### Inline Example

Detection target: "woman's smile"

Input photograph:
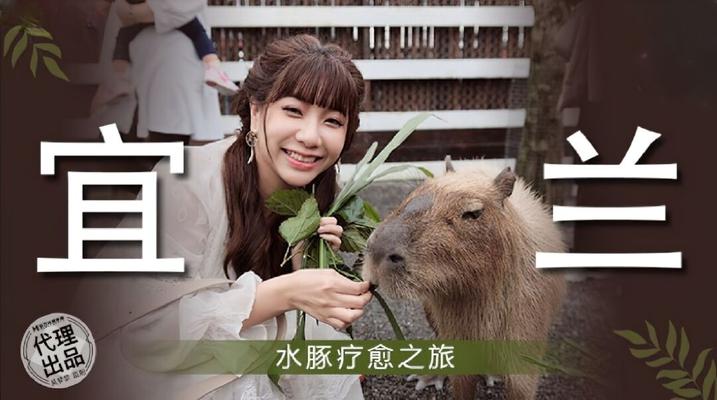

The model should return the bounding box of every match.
[282,148,324,170]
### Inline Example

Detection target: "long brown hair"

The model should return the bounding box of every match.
[223,34,365,280]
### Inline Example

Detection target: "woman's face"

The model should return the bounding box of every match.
[251,96,348,197]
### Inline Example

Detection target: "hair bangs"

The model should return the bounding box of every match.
[269,54,358,118]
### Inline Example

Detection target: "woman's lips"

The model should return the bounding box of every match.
[282,149,322,171]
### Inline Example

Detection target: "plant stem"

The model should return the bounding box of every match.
[373,290,405,340]
[319,239,327,269]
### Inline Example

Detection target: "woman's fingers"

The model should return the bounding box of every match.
[319,217,339,226]
[328,307,365,325]
[326,307,364,329]
[320,305,367,329]
[325,317,348,330]
[319,234,341,251]
[317,220,343,236]
[333,291,373,309]
[317,217,343,251]
[333,276,371,295]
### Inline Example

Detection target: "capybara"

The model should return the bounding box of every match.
[362,160,566,399]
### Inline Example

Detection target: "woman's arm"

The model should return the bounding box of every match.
[241,273,293,329]
[242,269,372,331]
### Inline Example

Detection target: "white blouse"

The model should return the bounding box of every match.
[76,138,363,399]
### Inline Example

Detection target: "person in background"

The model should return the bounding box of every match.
[92,0,238,112]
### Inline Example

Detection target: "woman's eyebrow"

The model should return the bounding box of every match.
[321,108,346,118]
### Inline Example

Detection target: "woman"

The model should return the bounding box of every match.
[79,34,370,400]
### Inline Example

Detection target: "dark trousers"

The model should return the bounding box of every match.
[113,17,216,62]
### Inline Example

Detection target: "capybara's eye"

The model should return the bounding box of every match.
[461,209,483,220]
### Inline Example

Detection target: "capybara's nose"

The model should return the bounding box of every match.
[367,235,405,270]
[367,220,408,269]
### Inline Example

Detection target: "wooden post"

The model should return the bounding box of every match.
[516,0,573,205]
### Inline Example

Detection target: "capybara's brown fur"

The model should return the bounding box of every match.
[362,164,566,400]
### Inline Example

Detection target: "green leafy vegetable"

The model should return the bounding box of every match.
[278,197,321,246]
[265,189,310,216]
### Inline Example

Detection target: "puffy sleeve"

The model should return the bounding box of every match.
[151,156,279,341]
[178,271,279,340]
[146,0,206,34]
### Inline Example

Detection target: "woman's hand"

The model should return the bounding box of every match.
[317,217,343,252]
[286,269,372,330]
[290,217,344,270]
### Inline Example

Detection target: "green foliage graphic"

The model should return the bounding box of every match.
[3,22,68,80]
[615,321,716,400]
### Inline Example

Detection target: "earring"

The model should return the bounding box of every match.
[335,158,341,174]
[245,130,257,164]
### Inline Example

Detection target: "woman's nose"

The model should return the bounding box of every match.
[295,119,322,148]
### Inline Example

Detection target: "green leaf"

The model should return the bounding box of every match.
[332,142,377,213]
[630,347,660,359]
[268,373,282,391]
[519,354,571,375]
[363,200,381,222]
[11,31,27,67]
[373,290,405,340]
[679,327,690,368]
[295,310,306,341]
[361,113,433,181]
[325,241,344,269]
[657,370,689,380]
[615,329,648,346]
[672,388,701,399]
[336,196,365,222]
[333,263,362,282]
[29,46,37,77]
[42,56,69,81]
[26,26,53,39]
[278,197,320,246]
[329,113,432,215]
[664,378,692,391]
[667,321,678,359]
[692,349,712,381]
[647,357,674,368]
[340,226,369,253]
[646,320,660,348]
[303,236,343,268]
[345,141,377,189]
[368,164,432,183]
[352,218,378,230]
[35,42,62,58]
[703,361,716,400]
[265,189,310,216]
[563,338,600,361]
[3,25,22,57]
[418,166,434,178]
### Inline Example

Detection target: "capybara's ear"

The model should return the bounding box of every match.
[445,155,455,174]
[493,167,516,204]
